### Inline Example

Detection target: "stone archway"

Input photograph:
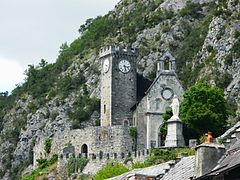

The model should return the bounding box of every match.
[81,144,88,158]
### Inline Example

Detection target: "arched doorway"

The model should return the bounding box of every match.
[81,144,88,158]
[123,120,129,126]
[159,124,166,147]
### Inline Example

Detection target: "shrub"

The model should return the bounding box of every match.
[36,158,48,168]
[124,157,133,164]
[23,154,58,180]
[131,162,150,169]
[50,111,59,121]
[146,148,195,165]
[94,163,129,180]
[179,2,203,19]
[224,53,233,66]
[67,157,88,176]
[44,138,52,154]
[129,127,137,138]
[68,97,100,129]
[232,39,240,58]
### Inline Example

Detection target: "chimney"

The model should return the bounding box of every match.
[194,133,225,177]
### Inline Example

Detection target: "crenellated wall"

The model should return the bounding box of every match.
[33,125,134,167]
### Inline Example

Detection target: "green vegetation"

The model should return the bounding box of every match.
[129,127,137,138]
[129,127,137,150]
[147,148,195,165]
[160,107,172,145]
[119,0,173,44]
[68,96,100,129]
[232,38,240,58]
[176,15,212,88]
[94,163,129,180]
[0,0,238,178]
[132,148,195,169]
[94,147,195,179]
[23,154,58,180]
[0,92,10,132]
[180,82,229,141]
[44,138,52,154]
[56,73,86,99]
[179,2,203,19]
[67,157,89,176]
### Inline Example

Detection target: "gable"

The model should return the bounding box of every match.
[146,72,184,113]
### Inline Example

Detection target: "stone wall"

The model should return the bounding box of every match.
[133,96,148,150]
[33,125,134,167]
[58,148,150,176]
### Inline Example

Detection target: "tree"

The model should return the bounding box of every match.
[160,107,172,145]
[180,82,229,141]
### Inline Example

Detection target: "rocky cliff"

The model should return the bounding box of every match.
[0,0,239,179]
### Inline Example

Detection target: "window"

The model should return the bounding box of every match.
[164,56,170,70]
[156,98,160,110]
[104,104,106,114]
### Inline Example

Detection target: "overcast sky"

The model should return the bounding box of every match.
[0,0,120,93]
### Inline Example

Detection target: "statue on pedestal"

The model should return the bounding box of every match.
[170,95,179,118]
[165,94,185,147]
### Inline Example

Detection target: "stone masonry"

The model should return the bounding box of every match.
[99,46,137,126]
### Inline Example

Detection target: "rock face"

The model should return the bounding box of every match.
[160,0,188,12]
[0,0,240,178]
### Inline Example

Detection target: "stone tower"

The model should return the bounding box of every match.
[99,46,137,126]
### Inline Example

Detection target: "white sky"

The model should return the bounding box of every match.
[0,0,120,93]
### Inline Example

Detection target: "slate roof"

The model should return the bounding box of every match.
[135,161,173,176]
[208,148,240,176]
[107,160,174,180]
[220,121,240,140]
[108,157,195,180]
[161,156,195,180]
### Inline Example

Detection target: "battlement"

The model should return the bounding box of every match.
[99,45,138,58]
[59,148,150,163]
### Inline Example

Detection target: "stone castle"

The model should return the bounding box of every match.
[33,45,185,175]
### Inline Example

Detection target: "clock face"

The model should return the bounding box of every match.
[119,60,131,73]
[161,88,173,100]
[103,58,110,73]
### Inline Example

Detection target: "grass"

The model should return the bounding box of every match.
[22,163,57,180]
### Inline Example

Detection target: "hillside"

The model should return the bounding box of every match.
[0,0,240,179]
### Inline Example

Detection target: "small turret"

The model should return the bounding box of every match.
[157,51,176,77]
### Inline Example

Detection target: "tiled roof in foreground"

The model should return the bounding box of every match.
[161,156,195,180]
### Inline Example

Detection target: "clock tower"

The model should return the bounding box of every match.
[99,46,137,126]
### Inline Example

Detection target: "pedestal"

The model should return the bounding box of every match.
[165,116,185,147]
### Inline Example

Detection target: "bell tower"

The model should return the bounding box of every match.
[156,51,176,76]
[99,46,137,126]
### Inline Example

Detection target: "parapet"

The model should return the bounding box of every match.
[99,45,138,58]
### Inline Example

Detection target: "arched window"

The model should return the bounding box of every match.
[164,56,170,70]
